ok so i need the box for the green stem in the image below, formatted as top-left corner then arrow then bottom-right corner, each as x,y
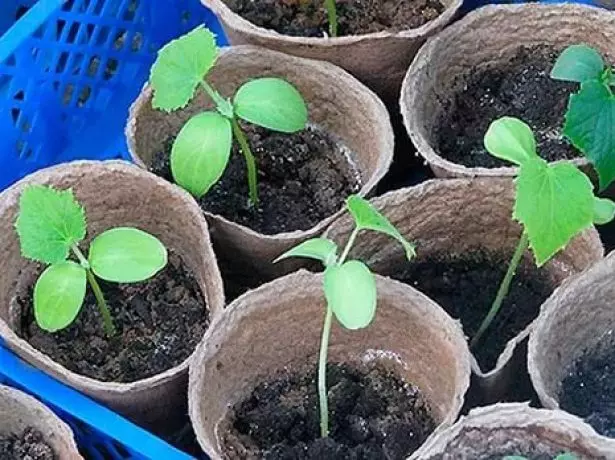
231,118 -> 259,207
318,306 -> 333,437
338,227 -> 359,265
324,0 -> 338,37
470,232 -> 529,349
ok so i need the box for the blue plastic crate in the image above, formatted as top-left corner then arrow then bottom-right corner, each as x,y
0,0 -> 226,190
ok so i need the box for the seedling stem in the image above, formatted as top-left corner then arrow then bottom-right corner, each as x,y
324,0 -> 338,37
231,118 -> 259,206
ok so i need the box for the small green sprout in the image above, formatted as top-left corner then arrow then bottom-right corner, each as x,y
471,117 -> 615,348
275,195 -> 415,438
15,185 -> 168,337
324,0 -> 338,37
149,26 -> 308,207
504,453 -> 577,460
551,44 -> 615,190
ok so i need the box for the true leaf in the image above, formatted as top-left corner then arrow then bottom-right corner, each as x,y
514,158 -> 594,266
275,238 -> 338,267
89,227 -> 167,283
484,117 -> 537,166
234,78 -> 308,133
171,111 -> 232,198
346,195 -> 416,260
150,26 -> 218,111
34,261 -> 86,332
593,197 -> 615,225
16,185 -> 86,264
551,45 -> 605,83
563,79 -> 615,190
324,260 -> 376,330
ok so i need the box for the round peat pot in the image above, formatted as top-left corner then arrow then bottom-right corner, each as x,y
401,3 -> 615,178
127,45 -> 394,284
200,0 -> 462,103
529,251 -> 615,439
324,178 -> 603,404
0,161 -> 225,428
0,385 -> 82,459
188,270 -> 471,459
410,403 -> 615,459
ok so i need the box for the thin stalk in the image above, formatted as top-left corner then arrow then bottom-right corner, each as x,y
231,118 -> 259,207
338,227 -> 359,265
470,232 -> 529,349
324,0 -> 338,37
318,306 -> 333,437
71,245 -> 115,337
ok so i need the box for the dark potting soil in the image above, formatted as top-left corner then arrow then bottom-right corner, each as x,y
150,124 -> 361,236
223,0 -> 445,37
0,428 -> 55,460
18,252 -> 209,383
436,45 -> 580,168
392,251 -> 554,371
223,363 -> 435,459
560,330 -> 615,438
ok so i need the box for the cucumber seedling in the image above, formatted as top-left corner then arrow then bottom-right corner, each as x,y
275,195 -> 416,437
551,44 -> 615,190
470,117 -> 615,348
149,26 -> 308,207
16,185 -> 168,337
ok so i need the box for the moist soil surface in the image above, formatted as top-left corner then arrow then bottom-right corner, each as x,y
0,428 -> 55,460
436,45 -> 579,168
151,124 -> 361,235
392,251 -> 554,371
223,363 -> 435,459
560,330 -> 615,437
223,0 -> 445,37
18,252 -> 209,383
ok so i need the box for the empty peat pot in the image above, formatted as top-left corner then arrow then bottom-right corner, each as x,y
410,403 -> 615,459
200,0 -> 462,102
529,251 -> 615,440
324,178 -> 603,404
127,45 -> 394,285
0,384 -> 82,459
0,161 -> 225,427
188,270 -> 471,459
401,3 -> 615,178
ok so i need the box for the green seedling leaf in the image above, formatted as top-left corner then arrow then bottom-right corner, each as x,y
89,227 -> 167,283
324,260 -> 376,330
171,111 -> 232,198
150,26 -> 218,111
275,238 -> 338,267
234,78 -> 308,133
551,45 -> 605,83
346,195 -> 416,260
16,185 -> 86,264
555,454 -> 578,460
34,261 -> 86,332
563,79 -> 615,190
593,197 -> 615,225
484,117 -> 537,166
514,158 -> 594,266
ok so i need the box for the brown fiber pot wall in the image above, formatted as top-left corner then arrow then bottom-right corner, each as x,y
0,385 -> 82,459
410,403 -> 615,459
127,45 -> 394,280
529,251 -> 615,414
200,0 -> 462,103
401,3 -> 615,178
323,178 -> 603,403
0,161 -> 225,427
188,270 -> 471,459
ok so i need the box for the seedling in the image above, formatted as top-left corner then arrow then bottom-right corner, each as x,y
149,26 -> 308,207
15,185 -> 168,337
324,0 -> 338,37
504,454 -> 577,460
551,44 -> 615,190
275,195 -> 416,437
470,117 -> 615,348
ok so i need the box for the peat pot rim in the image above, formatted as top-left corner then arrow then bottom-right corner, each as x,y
202,0 -> 463,46
400,3 -> 607,178
0,160 -> 225,394
127,45 -> 395,242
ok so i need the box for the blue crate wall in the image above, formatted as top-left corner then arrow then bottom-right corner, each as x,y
0,0 -> 226,190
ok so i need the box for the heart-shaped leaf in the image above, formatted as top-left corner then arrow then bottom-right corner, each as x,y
551,45 -> 605,83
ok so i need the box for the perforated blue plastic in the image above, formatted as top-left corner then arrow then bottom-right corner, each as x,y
0,0 -> 226,190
